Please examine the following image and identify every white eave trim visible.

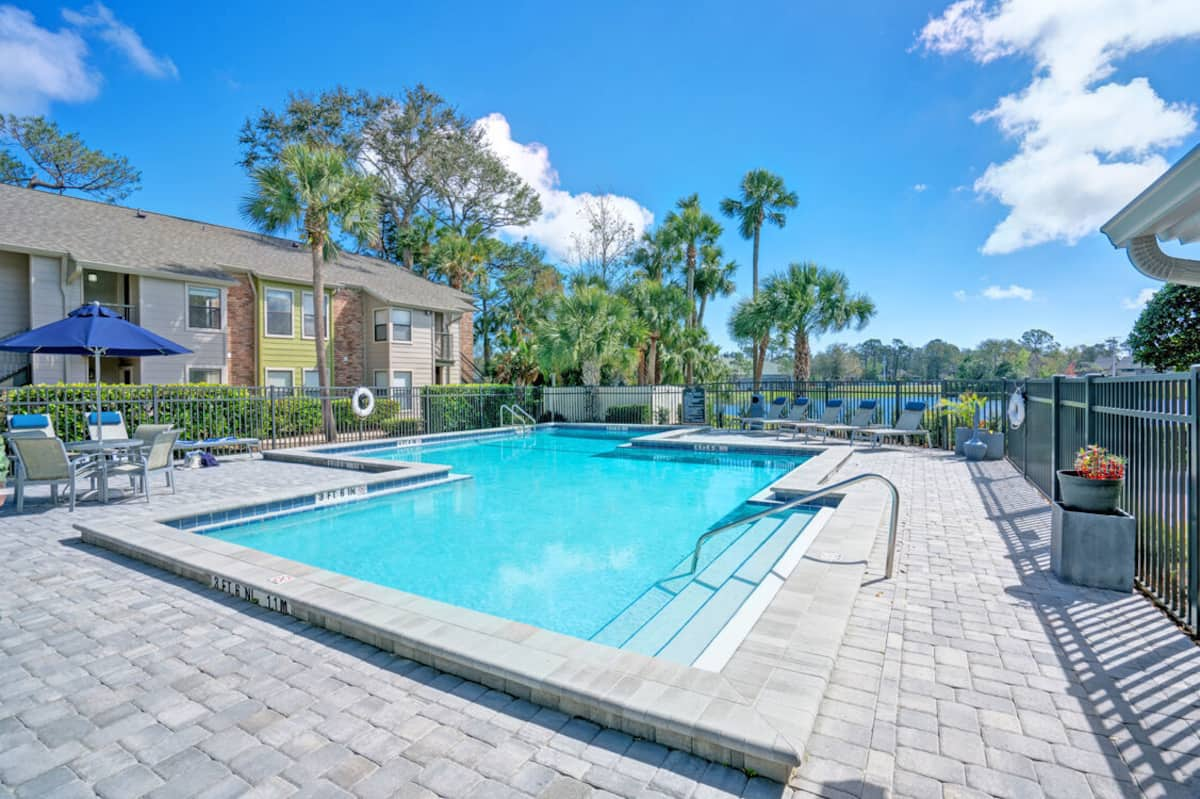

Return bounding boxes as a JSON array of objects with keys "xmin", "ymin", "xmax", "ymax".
[
  {"xmin": 1102, "ymin": 142, "xmax": 1200, "ymax": 249},
  {"xmin": 1125, "ymin": 235, "xmax": 1200, "ymax": 285}
]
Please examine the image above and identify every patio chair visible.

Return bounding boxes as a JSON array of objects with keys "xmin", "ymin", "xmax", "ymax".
[
  {"xmin": 108, "ymin": 430, "xmax": 180, "ymax": 501},
  {"xmin": 131, "ymin": 423, "xmax": 173, "ymax": 444},
  {"xmin": 811, "ymin": 399, "xmax": 878, "ymax": 442},
  {"xmin": 173, "ymin": 436, "xmax": 262, "ymax": 459},
  {"xmin": 8, "ymin": 436, "xmax": 98, "ymax": 512},
  {"xmin": 774, "ymin": 397, "xmax": 812, "ymax": 438},
  {"xmin": 86, "ymin": 411, "xmax": 128, "ymax": 441},
  {"xmin": 5, "ymin": 413, "xmax": 55, "ymax": 438},
  {"xmin": 736, "ymin": 394, "xmax": 765, "ymax": 428},
  {"xmin": 852, "ymin": 401, "xmax": 931, "ymax": 448},
  {"xmin": 779, "ymin": 399, "xmax": 843, "ymax": 440},
  {"xmin": 741, "ymin": 396, "xmax": 790, "ymax": 431}
]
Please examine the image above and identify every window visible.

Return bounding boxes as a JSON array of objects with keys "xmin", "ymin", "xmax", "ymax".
[
  {"xmin": 302, "ymin": 368, "xmax": 321, "ymax": 389},
  {"xmin": 391, "ymin": 309, "xmax": 412, "ymax": 342},
  {"xmin": 188, "ymin": 367, "xmax": 222, "ymax": 384},
  {"xmin": 373, "ymin": 370, "xmax": 388, "ymax": 393},
  {"xmin": 301, "ymin": 292, "xmax": 330, "ymax": 339},
  {"xmin": 373, "ymin": 309, "xmax": 388, "ymax": 342},
  {"xmin": 265, "ymin": 289, "xmax": 293, "ymax": 337},
  {"xmin": 264, "ymin": 369, "xmax": 293, "ymax": 388},
  {"xmin": 392, "ymin": 371, "xmax": 412, "ymax": 409},
  {"xmin": 187, "ymin": 286, "xmax": 221, "ymax": 330}
]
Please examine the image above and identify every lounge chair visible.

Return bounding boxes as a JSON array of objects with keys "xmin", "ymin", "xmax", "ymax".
[
  {"xmin": 775, "ymin": 397, "xmax": 812, "ymax": 438},
  {"xmin": 8, "ymin": 436, "xmax": 98, "ymax": 512},
  {"xmin": 174, "ymin": 436, "xmax": 262, "ymax": 458},
  {"xmin": 109, "ymin": 431, "xmax": 179, "ymax": 500},
  {"xmin": 5, "ymin": 413, "xmax": 56, "ymax": 438},
  {"xmin": 736, "ymin": 394, "xmax": 765, "ymax": 428},
  {"xmin": 131, "ymin": 423, "xmax": 173, "ymax": 445},
  {"xmin": 811, "ymin": 399, "xmax": 878, "ymax": 442},
  {"xmin": 853, "ymin": 401, "xmax": 931, "ymax": 448},
  {"xmin": 741, "ymin": 396, "xmax": 790, "ymax": 430},
  {"xmin": 87, "ymin": 411, "xmax": 128, "ymax": 441},
  {"xmin": 779, "ymin": 399, "xmax": 843, "ymax": 440}
]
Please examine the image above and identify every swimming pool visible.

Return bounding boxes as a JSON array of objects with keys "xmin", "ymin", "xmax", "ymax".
[{"xmin": 205, "ymin": 428, "xmax": 821, "ymax": 664}]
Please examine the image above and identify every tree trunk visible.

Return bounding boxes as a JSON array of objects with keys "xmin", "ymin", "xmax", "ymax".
[
  {"xmin": 685, "ymin": 241, "xmax": 696, "ymax": 330},
  {"xmin": 647, "ymin": 335, "xmax": 658, "ymax": 387},
  {"xmin": 751, "ymin": 225, "xmax": 762, "ymax": 374},
  {"xmin": 793, "ymin": 329, "xmax": 812, "ymax": 381},
  {"xmin": 753, "ymin": 340, "xmax": 765, "ymax": 389},
  {"xmin": 697, "ymin": 295, "xmax": 708, "ymax": 328},
  {"xmin": 310, "ymin": 235, "xmax": 336, "ymax": 443},
  {"xmin": 480, "ymin": 293, "xmax": 490, "ymax": 373}
]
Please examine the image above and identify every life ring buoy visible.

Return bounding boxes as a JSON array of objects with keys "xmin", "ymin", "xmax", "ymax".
[
  {"xmin": 1007, "ymin": 388, "xmax": 1026, "ymax": 430},
  {"xmin": 351, "ymin": 386, "xmax": 375, "ymax": 418}
]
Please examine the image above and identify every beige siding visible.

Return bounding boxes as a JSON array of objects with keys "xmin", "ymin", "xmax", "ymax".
[
  {"xmin": 138, "ymin": 277, "xmax": 228, "ymax": 384},
  {"xmin": 364, "ymin": 302, "xmax": 436, "ymax": 388},
  {"xmin": 0, "ymin": 250, "xmax": 30, "ymax": 336},
  {"xmin": 29, "ymin": 254, "xmax": 87, "ymax": 383}
]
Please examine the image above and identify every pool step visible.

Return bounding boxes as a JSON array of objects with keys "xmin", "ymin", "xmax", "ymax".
[{"xmin": 592, "ymin": 512, "xmax": 811, "ymax": 666}]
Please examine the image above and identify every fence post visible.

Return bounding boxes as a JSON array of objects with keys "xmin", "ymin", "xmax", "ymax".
[
  {"xmin": 1050, "ymin": 374, "xmax": 1062, "ymax": 502},
  {"xmin": 152, "ymin": 384, "xmax": 159, "ymax": 420},
  {"xmin": 1189, "ymin": 365, "xmax": 1199, "ymax": 632},
  {"xmin": 1083, "ymin": 373, "xmax": 1095, "ymax": 445},
  {"xmin": 1022, "ymin": 379, "xmax": 1028, "ymax": 477},
  {"xmin": 269, "ymin": 386, "xmax": 278, "ymax": 449},
  {"xmin": 894, "ymin": 381, "xmax": 902, "ymax": 427}
]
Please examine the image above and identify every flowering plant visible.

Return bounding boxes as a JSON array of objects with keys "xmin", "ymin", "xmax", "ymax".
[{"xmin": 1074, "ymin": 445, "xmax": 1126, "ymax": 480}]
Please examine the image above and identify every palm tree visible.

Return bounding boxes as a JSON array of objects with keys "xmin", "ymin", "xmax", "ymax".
[
  {"xmin": 662, "ymin": 194, "xmax": 721, "ymax": 382},
  {"xmin": 536, "ymin": 286, "xmax": 635, "ymax": 419},
  {"xmin": 694, "ymin": 245, "xmax": 737, "ymax": 327},
  {"xmin": 729, "ymin": 294, "xmax": 775, "ymax": 387},
  {"xmin": 719, "ymin": 169, "xmax": 798, "ymax": 298},
  {"xmin": 242, "ymin": 143, "xmax": 380, "ymax": 441},
  {"xmin": 628, "ymin": 227, "xmax": 679, "ymax": 285},
  {"xmin": 431, "ymin": 223, "xmax": 490, "ymax": 290},
  {"xmin": 627, "ymin": 281, "xmax": 687, "ymax": 385},
  {"xmin": 764, "ymin": 262, "xmax": 875, "ymax": 381}
]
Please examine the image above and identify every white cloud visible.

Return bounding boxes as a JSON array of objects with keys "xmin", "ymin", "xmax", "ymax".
[
  {"xmin": 0, "ymin": 6, "xmax": 98, "ymax": 113},
  {"xmin": 982, "ymin": 283, "xmax": 1034, "ymax": 301},
  {"xmin": 1122, "ymin": 287, "xmax": 1158, "ymax": 310},
  {"xmin": 918, "ymin": 0, "xmax": 1200, "ymax": 254},
  {"xmin": 913, "ymin": 183, "xmax": 928, "ymax": 192},
  {"xmin": 62, "ymin": 3, "xmax": 177, "ymax": 79},
  {"xmin": 475, "ymin": 113, "xmax": 654, "ymax": 262}
]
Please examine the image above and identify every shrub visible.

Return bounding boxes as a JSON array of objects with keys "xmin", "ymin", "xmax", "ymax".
[
  {"xmin": 538, "ymin": 411, "xmax": 566, "ymax": 423},
  {"xmin": 604, "ymin": 404, "xmax": 652, "ymax": 424}
]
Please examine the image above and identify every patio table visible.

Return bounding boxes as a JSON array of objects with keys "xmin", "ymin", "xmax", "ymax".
[{"xmin": 65, "ymin": 439, "xmax": 144, "ymax": 503}]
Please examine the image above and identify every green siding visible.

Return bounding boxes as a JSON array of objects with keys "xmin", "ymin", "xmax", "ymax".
[{"xmin": 256, "ymin": 277, "xmax": 333, "ymax": 386}]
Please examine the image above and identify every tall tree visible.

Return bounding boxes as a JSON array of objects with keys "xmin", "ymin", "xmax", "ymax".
[
  {"xmin": 662, "ymin": 194, "xmax": 721, "ymax": 381},
  {"xmin": 536, "ymin": 285, "xmax": 635, "ymax": 395},
  {"xmin": 428, "ymin": 130, "xmax": 541, "ymax": 235},
  {"xmin": 1, "ymin": 115, "xmax": 140, "ymax": 201},
  {"xmin": 628, "ymin": 227, "xmax": 680, "ymax": 284},
  {"xmin": 720, "ymin": 169, "xmax": 798, "ymax": 374},
  {"xmin": 764, "ymin": 262, "xmax": 876, "ymax": 381},
  {"xmin": 1128, "ymin": 284, "xmax": 1200, "ymax": 372},
  {"xmin": 729, "ymin": 294, "xmax": 775, "ymax": 387},
  {"xmin": 1019, "ymin": 329, "xmax": 1059, "ymax": 377},
  {"xmin": 571, "ymin": 195, "xmax": 637, "ymax": 286},
  {"xmin": 693, "ymin": 245, "xmax": 737, "ymax": 327},
  {"xmin": 627, "ymin": 281, "xmax": 687, "ymax": 384},
  {"xmin": 241, "ymin": 144, "xmax": 380, "ymax": 440}
]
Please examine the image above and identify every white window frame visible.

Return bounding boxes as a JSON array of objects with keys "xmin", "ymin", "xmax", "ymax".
[
  {"xmin": 391, "ymin": 308, "xmax": 413, "ymax": 344},
  {"xmin": 185, "ymin": 284, "xmax": 223, "ymax": 332},
  {"xmin": 187, "ymin": 366, "xmax": 223, "ymax": 384},
  {"xmin": 264, "ymin": 288, "xmax": 294, "ymax": 338},
  {"xmin": 301, "ymin": 291, "xmax": 331, "ymax": 340},
  {"xmin": 392, "ymin": 370, "xmax": 413, "ymax": 409},
  {"xmin": 302, "ymin": 368, "xmax": 322, "ymax": 389},
  {"xmin": 264, "ymin": 368, "xmax": 294, "ymax": 388},
  {"xmin": 372, "ymin": 370, "xmax": 388, "ymax": 392},
  {"xmin": 373, "ymin": 309, "xmax": 389, "ymax": 343}
]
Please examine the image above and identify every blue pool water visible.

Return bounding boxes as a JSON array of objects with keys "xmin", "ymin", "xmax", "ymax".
[{"xmin": 209, "ymin": 429, "xmax": 813, "ymax": 642}]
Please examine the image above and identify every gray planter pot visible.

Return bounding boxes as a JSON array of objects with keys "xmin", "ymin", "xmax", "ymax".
[
  {"xmin": 982, "ymin": 431, "xmax": 1004, "ymax": 460},
  {"xmin": 1051, "ymin": 502, "xmax": 1134, "ymax": 592},
  {"xmin": 1057, "ymin": 471, "xmax": 1124, "ymax": 513},
  {"xmin": 954, "ymin": 427, "xmax": 971, "ymax": 456}
]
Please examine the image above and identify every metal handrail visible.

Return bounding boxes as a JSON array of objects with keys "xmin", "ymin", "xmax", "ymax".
[
  {"xmin": 686, "ymin": 473, "xmax": 901, "ymax": 578},
  {"xmin": 500, "ymin": 404, "xmax": 536, "ymax": 433}
]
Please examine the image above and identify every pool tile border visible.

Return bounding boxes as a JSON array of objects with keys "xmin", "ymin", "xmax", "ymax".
[{"xmin": 75, "ymin": 428, "xmax": 892, "ymax": 784}]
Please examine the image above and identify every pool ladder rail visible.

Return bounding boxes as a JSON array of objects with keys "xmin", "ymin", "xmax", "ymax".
[
  {"xmin": 500, "ymin": 404, "xmax": 536, "ymax": 435},
  {"xmin": 686, "ymin": 473, "xmax": 900, "ymax": 578}
]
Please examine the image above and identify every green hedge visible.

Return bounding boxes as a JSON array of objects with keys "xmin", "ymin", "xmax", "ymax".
[
  {"xmin": 421, "ymin": 384, "xmax": 541, "ymax": 433},
  {"xmin": 604, "ymin": 404, "xmax": 652, "ymax": 424}
]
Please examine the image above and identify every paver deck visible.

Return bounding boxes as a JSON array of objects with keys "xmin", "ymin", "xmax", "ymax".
[{"xmin": 1, "ymin": 443, "xmax": 1197, "ymax": 798}]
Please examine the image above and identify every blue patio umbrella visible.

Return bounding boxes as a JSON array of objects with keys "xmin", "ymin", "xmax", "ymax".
[{"xmin": 0, "ymin": 302, "xmax": 191, "ymax": 444}]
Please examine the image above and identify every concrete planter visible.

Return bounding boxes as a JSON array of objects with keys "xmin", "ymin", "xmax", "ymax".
[
  {"xmin": 1051, "ymin": 502, "xmax": 1135, "ymax": 592},
  {"xmin": 1057, "ymin": 470, "xmax": 1123, "ymax": 514},
  {"xmin": 955, "ymin": 427, "xmax": 1004, "ymax": 460}
]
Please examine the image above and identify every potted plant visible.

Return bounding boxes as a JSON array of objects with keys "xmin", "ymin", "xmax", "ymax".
[
  {"xmin": 1051, "ymin": 445, "xmax": 1133, "ymax": 592},
  {"xmin": 940, "ymin": 392, "xmax": 1002, "ymax": 459},
  {"xmin": 1057, "ymin": 445, "xmax": 1126, "ymax": 513}
]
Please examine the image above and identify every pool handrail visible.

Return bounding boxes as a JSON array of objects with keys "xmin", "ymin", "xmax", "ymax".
[
  {"xmin": 686, "ymin": 472, "xmax": 900, "ymax": 578},
  {"xmin": 500, "ymin": 404, "xmax": 536, "ymax": 434}
]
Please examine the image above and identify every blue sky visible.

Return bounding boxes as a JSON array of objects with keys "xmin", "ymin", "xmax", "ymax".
[{"xmin": 4, "ymin": 1, "xmax": 1200, "ymax": 354}]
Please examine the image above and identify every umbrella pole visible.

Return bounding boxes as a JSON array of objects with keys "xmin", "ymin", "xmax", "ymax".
[{"xmin": 94, "ymin": 349, "xmax": 106, "ymax": 502}]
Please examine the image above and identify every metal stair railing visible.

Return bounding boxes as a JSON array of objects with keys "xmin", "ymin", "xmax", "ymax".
[
  {"xmin": 685, "ymin": 473, "xmax": 901, "ymax": 578},
  {"xmin": 499, "ymin": 404, "xmax": 536, "ymax": 434}
]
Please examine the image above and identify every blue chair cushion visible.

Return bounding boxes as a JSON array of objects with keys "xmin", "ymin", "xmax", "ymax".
[
  {"xmin": 858, "ymin": 400, "xmax": 877, "ymax": 409},
  {"xmin": 87, "ymin": 411, "xmax": 123, "ymax": 425},
  {"xmin": 771, "ymin": 396, "xmax": 787, "ymax": 405},
  {"xmin": 9, "ymin": 414, "xmax": 50, "ymax": 430},
  {"xmin": 794, "ymin": 397, "xmax": 810, "ymax": 405},
  {"xmin": 905, "ymin": 401, "xmax": 927, "ymax": 411},
  {"xmin": 826, "ymin": 399, "xmax": 843, "ymax": 407}
]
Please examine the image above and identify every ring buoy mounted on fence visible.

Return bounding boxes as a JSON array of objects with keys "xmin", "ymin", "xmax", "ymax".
[
  {"xmin": 1007, "ymin": 388, "xmax": 1026, "ymax": 430},
  {"xmin": 351, "ymin": 386, "xmax": 375, "ymax": 418}
]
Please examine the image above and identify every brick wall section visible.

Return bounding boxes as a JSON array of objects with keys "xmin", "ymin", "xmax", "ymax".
[
  {"xmin": 226, "ymin": 274, "xmax": 256, "ymax": 385},
  {"xmin": 459, "ymin": 311, "xmax": 474, "ymax": 382},
  {"xmin": 333, "ymin": 287, "xmax": 363, "ymax": 386}
]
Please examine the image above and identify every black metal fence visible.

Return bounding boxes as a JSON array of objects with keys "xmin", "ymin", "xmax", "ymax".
[{"xmin": 1006, "ymin": 370, "xmax": 1199, "ymax": 635}]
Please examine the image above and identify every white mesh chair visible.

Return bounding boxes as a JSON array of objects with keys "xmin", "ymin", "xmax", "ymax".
[
  {"xmin": 741, "ymin": 396, "xmax": 790, "ymax": 431},
  {"xmin": 852, "ymin": 401, "xmax": 931, "ymax": 448},
  {"xmin": 86, "ymin": 411, "xmax": 129, "ymax": 441},
  {"xmin": 775, "ymin": 397, "xmax": 811, "ymax": 439},
  {"xmin": 5, "ymin": 413, "xmax": 55, "ymax": 438},
  {"xmin": 108, "ymin": 430, "xmax": 179, "ymax": 501},
  {"xmin": 9, "ymin": 436, "xmax": 98, "ymax": 512},
  {"xmin": 780, "ymin": 399, "xmax": 843, "ymax": 440},
  {"xmin": 811, "ymin": 400, "xmax": 879, "ymax": 442}
]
